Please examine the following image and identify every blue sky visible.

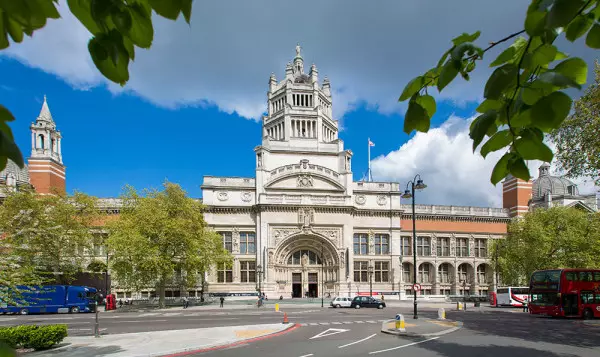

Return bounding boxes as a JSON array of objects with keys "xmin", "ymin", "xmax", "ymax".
[
  {"xmin": 1, "ymin": 56, "xmax": 478, "ymax": 199},
  {"xmin": 1, "ymin": 0, "xmax": 597, "ymax": 206}
]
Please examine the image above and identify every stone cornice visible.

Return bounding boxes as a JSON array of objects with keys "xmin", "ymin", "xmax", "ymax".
[{"xmin": 401, "ymin": 213, "xmax": 510, "ymax": 223}]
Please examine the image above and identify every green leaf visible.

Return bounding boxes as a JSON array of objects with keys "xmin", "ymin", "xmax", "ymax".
[
  {"xmin": 491, "ymin": 152, "xmax": 513, "ymax": 185},
  {"xmin": 529, "ymin": 43, "xmax": 557, "ymax": 68},
  {"xmin": 88, "ymin": 33, "xmax": 130, "ymax": 85},
  {"xmin": 476, "ymin": 99, "xmax": 502, "ymax": 113},
  {"xmin": 403, "ymin": 100, "xmax": 430, "ymax": 133},
  {"xmin": 565, "ymin": 13, "xmax": 594, "ymax": 41},
  {"xmin": 531, "ymin": 91, "xmax": 572, "ymax": 131},
  {"xmin": 67, "ymin": 0, "xmax": 103, "ymax": 34},
  {"xmin": 436, "ymin": 49, "xmax": 451, "ymax": 70},
  {"xmin": 554, "ymin": 50, "xmax": 568, "ymax": 60},
  {"xmin": 6, "ymin": 17, "xmax": 24, "ymax": 43},
  {"xmin": 585, "ymin": 23, "xmax": 600, "ymax": 48},
  {"xmin": 514, "ymin": 132, "xmax": 554, "ymax": 162},
  {"xmin": 522, "ymin": 87, "xmax": 542, "ymax": 105},
  {"xmin": 480, "ymin": 130, "xmax": 513, "ymax": 158},
  {"xmin": 535, "ymin": 71, "xmax": 581, "ymax": 89},
  {"xmin": 451, "ymin": 31, "xmax": 481, "ymax": 46},
  {"xmin": 0, "ymin": 11, "xmax": 9, "ymax": 50},
  {"xmin": 511, "ymin": 108, "xmax": 533, "ymax": 127},
  {"xmin": 399, "ymin": 76, "xmax": 424, "ymax": 102},
  {"xmin": 547, "ymin": 0, "xmax": 585, "ymax": 29},
  {"xmin": 416, "ymin": 95, "xmax": 436, "ymax": 118},
  {"xmin": 181, "ymin": 0, "xmax": 193, "ymax": 23},
  {"xmin": 525, "ymin": 10, "xmax": 547, "ymax": 37},
  {"xmin": 451, "ymin": 43, "xmax": 483, "ymax": 64},
  {"xmin": 0, "ymin": 105, "xmax": 16, "ymax": 123},
  {"xmin": 490, "ymin": 37, "xmax": 527, "ymax": 67},
  {"xmin": 437, "ymin": 60, "xmax": 459, "ymax": 91},
  {"xmin": 112, "ymin": 9, "xmax": 133, "ymax": 35},
  {"xmin": 484, "ymin": 64, "xmax": 518, "ymax": 100},
  {"xmin": 149, "ymin": 0, "xmax": 184, "ymax": 20},
  {"xmin": 470, "ymin": 110, "xmax": 498, "ymax": 151},
  {"xmin": 127, "ymin": 3, "xmax": 154, "ymax": 48},
  {"xmin": 0, "ymin": 123, "xmax": 24, "ymax": 168},
  {"xmin": 554, "ymin": 57, "xmax": 588, "ymax": 86},
  {"xmin": 508, "ymin": 155, "xmax": 531, "ymax": 182}
]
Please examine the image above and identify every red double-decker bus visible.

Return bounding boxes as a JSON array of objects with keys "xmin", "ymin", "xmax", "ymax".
[{"xmin": 529, "ymin": 269, "xmax": 600, "ymax": 319}]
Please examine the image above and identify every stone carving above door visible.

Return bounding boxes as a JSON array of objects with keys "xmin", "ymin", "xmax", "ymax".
[
  {"xmin": 240, "ymin": 191, "xmax": 252, "ymax": 202},
  {"xmin": 217, "ymin": 191, "xmax": 229, "ymax": 201},
  {"xmin": 376, "ymin": 195, "xmax": 388, "ymax": 206},
  {"xmin": 298, "ymin": 207, "xmax": 315, "ymax": 228},
  {"xmin": 273, "ymin": 228, "xmax": 302, "ymax": 246},
  {"xmin": 355, "ymin": 195, "xmax": 366, "ymax": 205},
  {"xmin": 297, "ymin": 175, "xmax": 313, "ymax": 188}
]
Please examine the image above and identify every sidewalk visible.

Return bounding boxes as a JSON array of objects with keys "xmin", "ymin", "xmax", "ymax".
[{"xmin": 29, "ymin": 323, "xmax": 298, "ymax": 357}]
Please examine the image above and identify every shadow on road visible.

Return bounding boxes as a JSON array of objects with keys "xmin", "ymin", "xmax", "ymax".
[
  {"xmin": 420, "ymin": 339, "xmax": 581, "ymax": 357},
  {"xmin": 29, "ymin": 344, "xmax": 125, "ymax": 357},
  {"xmin": 450, "ymin": 311, "xmax": 600, "ymax": 349}
]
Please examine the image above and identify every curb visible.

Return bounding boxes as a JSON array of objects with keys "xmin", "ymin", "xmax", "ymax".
[
  {"xmin": 380, "ymin": 318, "xmax": 463, "ymax": 337},
  {"xmin": 158, "ymin": 323, "xmax": 301, "ymax": 357}
]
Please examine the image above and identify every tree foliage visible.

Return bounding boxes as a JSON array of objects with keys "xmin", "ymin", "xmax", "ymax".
[
  {"xmin": 492, "ymin": 207, "xmax": 600, "ymax": 286},
  {"xmin": 550, "ymin": 60, "xmax": 600, "ymax": 185},
  {"xmin": 400, "ymin": 0, "xmax": 600, "ymax": 185},
  {"xmin": 0, "ymin": 188, "xmax": 101, "ymax": 302},
  {"xmin": 0, "ymin": 0, "xmax": 193, "ymax": 173},
  {"xmin": 106, "ymin": 182, "xmax": 230, "ymax": 308}
]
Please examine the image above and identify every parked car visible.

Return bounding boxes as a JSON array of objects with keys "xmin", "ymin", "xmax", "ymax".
[
  {"xmin": 330, "ymin": 297, "xmax": 352, "ymax": 308},
  {"xmin": 351, "ymin": 296, "xmax": 386, "ymax": 309}
]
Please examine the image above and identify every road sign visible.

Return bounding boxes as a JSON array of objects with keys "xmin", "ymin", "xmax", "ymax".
[
  {"xmin": 412, "ymin": 283, "xmax": 422, "ymax": 292},
  {"xmin": 309, "ymin": 328, "xmax": 349, "ymax": 340}
]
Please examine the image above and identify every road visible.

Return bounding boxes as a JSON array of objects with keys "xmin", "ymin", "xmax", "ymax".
[{"xmin": 1, "ymin": 307, "xmax": 599, "ymax": 356}]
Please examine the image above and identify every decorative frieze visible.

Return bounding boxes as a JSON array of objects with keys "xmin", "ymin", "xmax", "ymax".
[
  {"xmin": 376, "ymin": 195, "xmax": 388, "ymax": 206},
  {"xmin": 217, "ymin": 192, "xmax": 229, "ymax": 201},
  {"xmin": 241, "ymin": 192, "xmax": 252, "ymax": 202},
  {"xmin": 355, "ymin": 195, "xmax": 366, "ymax": 205}
]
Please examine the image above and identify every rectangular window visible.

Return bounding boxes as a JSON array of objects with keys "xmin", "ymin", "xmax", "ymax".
[
  {"xmin": 418, "ymin": 264, "xmax": 430, "ymax": 283},
  {"xmin": 565, "ymin": 272, "xmax": 578, "ymax": 281},
  {"xmin": 353, "ymin": 233, "xmax": 369, "ymax": 255},
  {"xmin": 475, "ymin": 239, "xmax": 487, "ymax": 258},
  {"xmin": 579, "ymin": 272, "xmax": 594, "ymax": 282},
  {"xmin": 374, "ymin": 261, "xmax": 389, "ymax": 282},
  {"xmin": 217, "ymin": 263, "xmax": 233, "ymax": 283},
  {"xmin": 374, "ymin": 234, "xmax": 390, "ymax": 255},
  {"xmin": 240, "ymin": 232, "xmax": 256, "ymax": 254},
  {"xmin": 402, "ymin": 264, "xmax": 411, "ymax": 282},
  {"xmin": 437, "ymin": 237, "xmax": 450, "ymax": 256},
  {"xmin": 353, "ymin": 261, "xmax": 369, "ymax": 282},
  {"xmin": 400, "ymin": 237, "xmax": 411, "ymax": 256},
  {"xmin": 417, "ymin": 237, "xmax": 430, "ymax": 256},
  {"xmin": 240, "ymin": 261, "xmax": 256, "ymax": 283},
  {"xmin": 456, "ymin": 238, "xmax": 468, "ymax": 257},
  {"xmin": 220, "ymin": 232, "xmax": 232, "ymax": 253},
  {"xmin": 594, "ymin": 272, "xmax": 600, "ymax": 282},
  {"xmin": 438, "ymin": 264, "xmax": 450, "ymax": 283}
]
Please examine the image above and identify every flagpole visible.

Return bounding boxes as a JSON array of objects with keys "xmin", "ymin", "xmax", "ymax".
[{"xmin": 368, "ymin": 138, "xmax": 371, "ymax": 182}]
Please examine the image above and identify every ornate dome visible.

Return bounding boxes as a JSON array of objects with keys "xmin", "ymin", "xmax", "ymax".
[{"xmin": 532, "ymin": 163, "xmax": 579, "ymax": 201}]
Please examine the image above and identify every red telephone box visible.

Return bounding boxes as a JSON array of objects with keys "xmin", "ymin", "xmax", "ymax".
[
  {"xmin": 105, "ymin": 294, "xmax": 116, "ymax": 311},
  {"xmin": 489, "ymin": 291, "xmax": 497, "ymax": 307}
]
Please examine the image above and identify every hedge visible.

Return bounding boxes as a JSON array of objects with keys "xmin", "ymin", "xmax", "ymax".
[{"xmin": 0, "ymin": 324, "xmax": 67, "ymax": 350}]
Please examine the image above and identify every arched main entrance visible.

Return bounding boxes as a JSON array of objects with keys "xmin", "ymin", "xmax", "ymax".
[{"xmin": 272, "ymin": 233, "xmax": 340, "ymax": 298}]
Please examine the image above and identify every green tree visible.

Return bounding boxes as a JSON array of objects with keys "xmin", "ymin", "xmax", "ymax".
[
  {"xmin": 492, "ymin": 207, "xmax": 600, "ymax": 286},
  {"xmin": 0, "ymin": 0, "xmax": 194, "ymax": 173},
  {"xmin": 550, "ymin": 60, "xmax": 600, "ymax": 185},
  {"xmin": 0, "ymin": 188, "xmax": 101, "ymax": 299},
  {"xmin": 399, "ymin": 0, "xmax": 600, "ymax": 185},
  {"xmin": 87, "ymin": 260, "xmax": 107, "ymax": 273},
  {"xmin": 106, "ymin": 182, "xmax": 230, "ymax": 309}
]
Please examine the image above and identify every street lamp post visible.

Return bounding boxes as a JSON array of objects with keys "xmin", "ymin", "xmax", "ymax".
[
  {"xmin": 398, "ymin": 256, "xmax": 402, "ymax": 301},
  {"xmin": 321, "ymin": 243, "xmax": 324, "ymax": 308},
  {"xmin": 257, "ymin": 264, "xmax": 263, "ymax": 296},
  {"xmin": 368, "ymin": 265, "xmax": 374, "ymax": 297},
  {"xmin": 401, "ymin": 175, "xmax": 427, "ymax": 320}
]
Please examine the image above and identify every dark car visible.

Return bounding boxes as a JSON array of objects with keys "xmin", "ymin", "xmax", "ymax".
[{"xmin": 350, "ymin": 296, "xmax": 386, "ymax": 309}]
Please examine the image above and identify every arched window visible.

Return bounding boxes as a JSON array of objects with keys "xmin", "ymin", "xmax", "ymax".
[
  {"xmin": 438, "ymin": 263, "xmax": 450, "ymax": 283},
  {"xmin": 477, "ymin": 265, "xmax": 487, "ymax": 284},
  {"xmin": 287, "ymin": 249, "xmax": 322, "ymax": 265},
  {"xmin": 458, "ymin": 264, "xmax": 469, "ymax": 283},
  {"xmin": 38, "ymin": 134, "xmax": 45, "ymax": 149},
  {"xmin": 418, "ymin": 264, "xmax": 431, "ymax": 283},
  {"xmin": 402, "ymin": 263, "xmax": 411, "ymax": 282}
]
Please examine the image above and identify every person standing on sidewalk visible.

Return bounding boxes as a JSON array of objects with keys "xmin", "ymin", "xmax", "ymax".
[
  {"xmin": 182, "ymin": 296, "xmax": 189, "ymax": 309},
  {"xmin": 220, "ymin": 296, "xmax": 225, "ymax": 308}
]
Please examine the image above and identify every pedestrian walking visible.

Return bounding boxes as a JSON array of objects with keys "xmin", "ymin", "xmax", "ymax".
[
  {"xmin": 522, "ymin": 300, "xmax": 528, "ymax": 313},
  {"xmin": 183, "ymin": 296, "xmax": 189, "ymax": 309},
  {"xmin": 220, "ymin": 296, "xmax": 225, "ymax": 308}
]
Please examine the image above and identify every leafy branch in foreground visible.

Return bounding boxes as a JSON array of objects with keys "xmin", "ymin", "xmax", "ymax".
[
  {"xmin": 399, "ymin": 0, "xmax": 597, "ymax": 185},
  {"xmin": 0, "ymin": 0, "xmax": 193, "ymax": 172}
]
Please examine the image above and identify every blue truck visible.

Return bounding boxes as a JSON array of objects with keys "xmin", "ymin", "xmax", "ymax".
[{"xmin": 0, "ymin": 285, "xmax": 97, "ymax": 315}]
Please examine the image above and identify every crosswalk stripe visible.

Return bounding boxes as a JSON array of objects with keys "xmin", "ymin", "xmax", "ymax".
[
  {"xmin": 354, "ymin": 321, "xmax": 364, "ymax": 323},
  {"xmin": 319, "ymin": 322, "xmax": 330, "ymax": 325},
  {"xmin": 366, "ymin": 320, "xmax": 376, "ymax": 323}
]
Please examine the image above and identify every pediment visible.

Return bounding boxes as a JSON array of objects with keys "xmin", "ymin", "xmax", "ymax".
[
  {"xmin": 565, "ymin": 201, "xmax": 596, "ymax": 213},
  {"xmin": 265, "ymin": 173, "xmax": 345, "ymax": 191}
]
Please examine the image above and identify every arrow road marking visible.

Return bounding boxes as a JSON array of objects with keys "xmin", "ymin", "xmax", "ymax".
[
  {"xmin": 338, "ymin": 333, "xmax": 376, "ymax": 348},
  {"xmin": 309, "ymin": 328, "xmax": 350, "ymax": 340},
  {"xmin": 369, "ymin": 337, "xmax": 439, "ymax": 354}
]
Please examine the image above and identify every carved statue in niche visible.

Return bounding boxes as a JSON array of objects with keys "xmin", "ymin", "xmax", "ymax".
[
  {"xmin": 232, "ymin": 227, "xmax": 240, "ymax": 253},
  {"xmin": 257, "ymin": 153, "xmax": 262, "ymax": 168},
  {"xmin": 339, "ymin": 251, "xmax": 345, "ymax": 265},
  {"xmin": 301, "ymin": 159, "xmax": 309, "ymax": 169},
  {"xmin": 431, "ymin": 235, "xmax": 437, "ymax": 257},
  {"xmin": 301, "ymin": 253, "xmax": 309, "ymax": 267},
  {"xmin": 298, "ymin": 208, "xmax": 315, "ymax": 228},
  {"xmin": 368, "ymin": 230, "xmax": 375, "ymax": 254}
]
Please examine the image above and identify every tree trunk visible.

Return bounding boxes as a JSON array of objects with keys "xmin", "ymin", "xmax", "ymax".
[{"xmin": 157, "ymin": 279, "xmax": 166, "ymax": 309}]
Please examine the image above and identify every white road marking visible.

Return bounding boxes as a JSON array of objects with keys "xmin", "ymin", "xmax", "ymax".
[
  {"xmin": 299, "ymin": 354, "xmax": 314, "ymax": 357},
  {"xmin": 331, "ymin": 322, "xmax": 342, "ymax": 325},
  {"xmin": 309, "ymin": 323, "xmax": 319, "ymax": 326},
  {"xmin": 368, "ymin": 337, "xmax": 439, "ymax": 354},
  {"xmin": 342, "ymin": 321, "xmax": 353, "ymax": 324},
  {"xmin": 119, "ymin": 319, "xmax": 168, "ymax": 323},
  {"xmin": 338, "ymin": 333, "xmax": 376, "ymax": 348},
  {"xmin": 163, "ymin": 313, "xmax": 182, "ymax": 317},
  {"xmin": 309, "ymin": 328, "xmax": 350, "ymax": 340},
  {"xmin": 366, "ymin": 320, "xmax": 377, "ymax": 323},
  {"xmin": 318, "ymin": 322, "xmax": 330, "ymax": 325},
  {"xmin": 354, "ymin": 320, "xmax": 364, "ymax": 323},
  {"xmin": 138, "ymin": 313, "xmax": 160, "ymax": 317}
]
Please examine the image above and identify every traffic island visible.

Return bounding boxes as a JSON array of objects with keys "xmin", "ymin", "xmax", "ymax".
[{"xmin": 381, "ymin": 316, "xmax": 462, "ymax": 337}]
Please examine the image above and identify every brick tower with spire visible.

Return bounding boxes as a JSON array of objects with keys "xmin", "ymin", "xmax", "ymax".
[{"xmin": 28, "ymin": 96, "xmax": 66, "ymax": 194}]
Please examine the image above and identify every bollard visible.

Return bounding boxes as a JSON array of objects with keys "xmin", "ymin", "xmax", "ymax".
[
  {"xmin": 395, "ymin": 314, "xmax": 406, "ymax": 332},
  {"xmin": 275, "ymin": 303, "xmax": 279, "ymax": 312},
  {"xmin": 94, "ymin": 301, "xmax": 100, "ymax": 338},
  {"xmin": 438, "ymin": 308, "xmax": 446, "ymax": 320},
  {"xmin": 456, "ymin": 302, "xmax": 462, "ymax": 311}
]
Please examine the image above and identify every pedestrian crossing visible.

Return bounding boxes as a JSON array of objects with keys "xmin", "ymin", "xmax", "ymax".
[{"xmin": 298, "ymin": 319, "xmax": 386, "ymax": 326}]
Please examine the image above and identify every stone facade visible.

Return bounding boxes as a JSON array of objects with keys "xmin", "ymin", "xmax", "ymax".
[{"xmin": 200, "ymin": 46, "xmax": 510, "ymax": 299}]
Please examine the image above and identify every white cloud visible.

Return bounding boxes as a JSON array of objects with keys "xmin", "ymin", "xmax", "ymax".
[
  {"xmin": 5, "ymin": 0, "xmax": 597, "ymax": 121},
  {"xmin": 371, "ymin": 116, "xmax": 599, "ymax": 207}
]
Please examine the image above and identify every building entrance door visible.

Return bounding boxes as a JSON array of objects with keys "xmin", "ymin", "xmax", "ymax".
[
  {"xmin": 292, "ymin": 273, "xmax": 302, "ymax": 298},
  {"xmin": 308, "ymin": 273, "xmax": 318, "ymax": 298}
]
